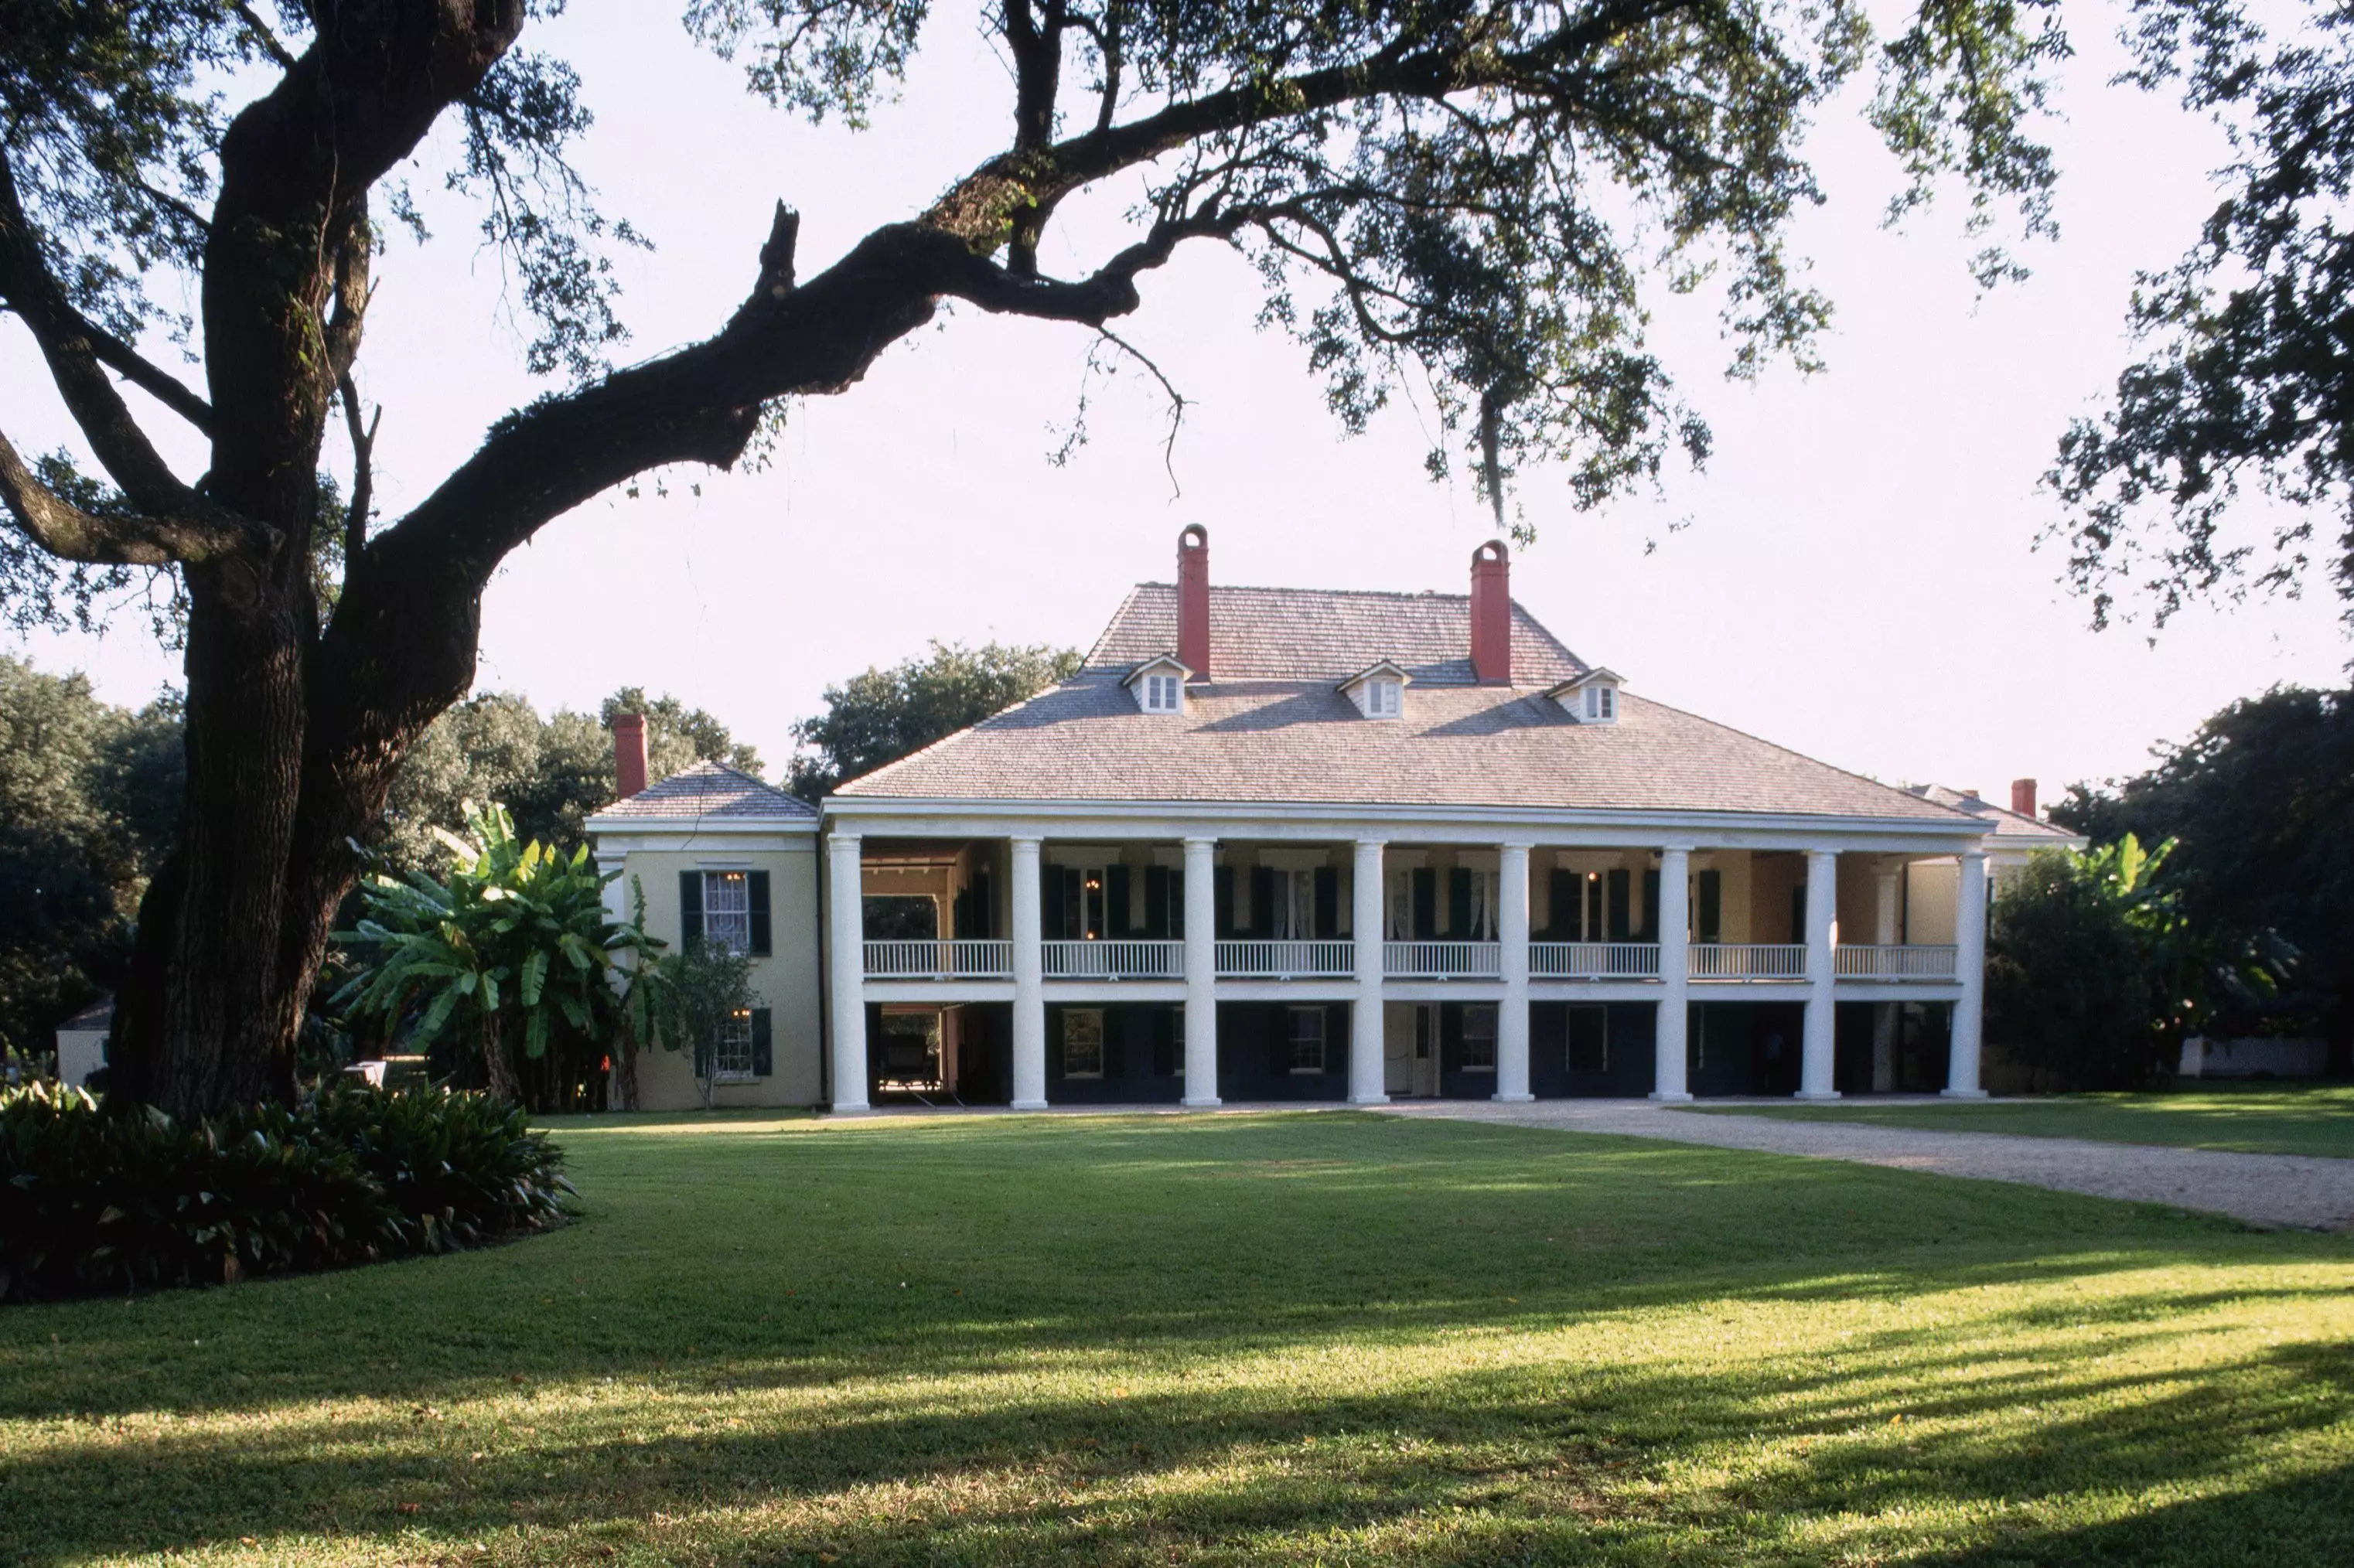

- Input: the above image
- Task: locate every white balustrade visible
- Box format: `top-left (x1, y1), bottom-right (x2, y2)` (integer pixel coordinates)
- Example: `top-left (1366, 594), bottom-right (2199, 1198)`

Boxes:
top-left (862, 939), bottom-right (1013, 979)
top-left (1384, 941), bottom-right (1504, 980)
top-left (1215, 939), bottom-right (1355, 978)
top-left (1042, 939), bottom-right (1186, 980)
top-left (1834, 944), bottom-right (1959, 980)
top-left (1529, 942), bottom-right (1661, 979)
top-left (1687, 943), bottom-right (1807, 980)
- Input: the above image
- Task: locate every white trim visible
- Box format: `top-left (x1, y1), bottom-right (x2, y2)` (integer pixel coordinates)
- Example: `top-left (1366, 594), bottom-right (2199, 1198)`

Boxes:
top-left (821, 796), bottom-right (1994, 853)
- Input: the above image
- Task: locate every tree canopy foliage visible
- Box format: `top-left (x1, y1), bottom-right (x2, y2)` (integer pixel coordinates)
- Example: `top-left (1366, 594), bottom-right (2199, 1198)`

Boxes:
top-left (0, 656), bottom-right (179, 1060)
top-left (384, 685), bottom-right (759, 876)
top-left (2051, 0), bottom-right (2354, 631)
top-left (790, 639), bottom-right (1080, 798)
top-left (2052, 683), bottom-right (2354, 1062)
top-left (0, 0), bottom-right (2070, 1116)
top-left (1985, 833), bottom-right (2289, 1090)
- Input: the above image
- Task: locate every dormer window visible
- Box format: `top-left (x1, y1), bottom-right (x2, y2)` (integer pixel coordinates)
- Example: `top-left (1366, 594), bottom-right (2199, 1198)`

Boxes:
top-left (1124, 654), bottom-right (1192, 714)
top-left (1339, 660), bottom-right (1412, 719)
top-left (1547, 667), bottom-right (1625, 725)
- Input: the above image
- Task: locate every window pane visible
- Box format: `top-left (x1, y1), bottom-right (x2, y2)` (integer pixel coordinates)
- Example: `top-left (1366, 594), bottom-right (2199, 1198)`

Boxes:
top-left (1462, 1004), bottom-right (1498, 1069)
top-left (703, 871), bottom-right (752, 953)
top-left (1288, 1007), bottom-right (1325, 1072)
top-left (1064, 1010), bottom-right (1105, 1077)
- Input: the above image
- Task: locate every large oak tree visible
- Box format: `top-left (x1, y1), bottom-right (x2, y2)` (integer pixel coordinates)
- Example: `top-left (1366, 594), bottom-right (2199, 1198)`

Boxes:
top-left (1, 0), bottom-right (2060, 1116)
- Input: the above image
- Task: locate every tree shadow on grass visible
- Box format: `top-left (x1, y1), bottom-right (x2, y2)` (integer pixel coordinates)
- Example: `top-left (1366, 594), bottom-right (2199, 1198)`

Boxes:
top-left (3, 1328), bottom-right (2349, 1565)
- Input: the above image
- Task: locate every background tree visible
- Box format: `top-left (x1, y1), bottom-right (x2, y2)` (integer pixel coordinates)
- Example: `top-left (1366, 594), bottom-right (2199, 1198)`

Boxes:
top-left (2052, 684), bottom-right (2354, 1069)
top-left (790, 640), bottom-right (1080, 799)
top-left (0, 0), bottom-right (2067, 1114)
top-left (2051, 0), bottom-right (2354, 631)
top-left (0, 656), bottom-right (180, 1061)
top-left (1984, 835), bottom-right (2285, 1090)
top-left (383, 687), bottom-right (759, 876)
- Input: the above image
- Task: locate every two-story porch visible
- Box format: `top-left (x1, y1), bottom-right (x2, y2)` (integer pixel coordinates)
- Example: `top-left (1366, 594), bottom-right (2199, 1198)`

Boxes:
top-left (825, 816), bottom-right (1993, 1110)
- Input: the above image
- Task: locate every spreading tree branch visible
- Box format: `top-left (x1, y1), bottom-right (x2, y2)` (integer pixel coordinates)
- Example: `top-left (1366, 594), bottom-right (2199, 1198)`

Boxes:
top-left (339, 371), bottom-right (381, 568)
top-left (0, 427), bottom-right (265, 565)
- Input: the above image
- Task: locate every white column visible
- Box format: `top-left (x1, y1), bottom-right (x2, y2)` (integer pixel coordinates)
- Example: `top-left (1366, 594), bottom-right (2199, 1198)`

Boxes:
top-left (1009, 836), bottom-right (1049, 1110)
top-left (826, 833), bottom-right (869, 1112)
top-left (1652, 846), bottom-right (1692, 1102)
top-left (1872, 864), bottom-right (1902, 1091)
top-left (1182, 837), bottom-right (1221, 1106)
top-left (1495, 843), bottom-right (1534, 1102)
top-left (1349, 839), bottom-right (1388, 1104)
top-left (1797, 847), bottom-right (1841, 1099)
top-left (1945, 847), bottom-right (1991, 1098)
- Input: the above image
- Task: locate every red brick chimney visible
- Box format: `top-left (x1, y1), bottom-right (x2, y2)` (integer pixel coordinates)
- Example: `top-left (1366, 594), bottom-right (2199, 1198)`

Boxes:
top-left (1470, 540), bottom-right (1512, 684)
top-left (2011, 778), bottom-right (2038, 819)
top-left (1177, 524), bottom-right (1211, 679)
top-left (613, 712), bottom-right (648, 799)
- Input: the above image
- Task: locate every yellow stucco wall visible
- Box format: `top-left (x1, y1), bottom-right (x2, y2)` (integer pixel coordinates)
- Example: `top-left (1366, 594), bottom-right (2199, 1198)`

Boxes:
top-left (614, 844), bottom-right (824, 1110)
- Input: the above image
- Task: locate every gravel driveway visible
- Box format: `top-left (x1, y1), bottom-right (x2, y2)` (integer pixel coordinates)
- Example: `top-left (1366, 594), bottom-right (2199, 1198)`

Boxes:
top-left (1375, 1099), bottom-right (2354, 1231)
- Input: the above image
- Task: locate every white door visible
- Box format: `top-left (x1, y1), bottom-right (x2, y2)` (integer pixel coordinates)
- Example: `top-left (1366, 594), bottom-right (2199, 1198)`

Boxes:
top-left (1413, 1005), bottom-right (1439, 1096)
top-left (1386, 1003), bottom-right (1441, 1096)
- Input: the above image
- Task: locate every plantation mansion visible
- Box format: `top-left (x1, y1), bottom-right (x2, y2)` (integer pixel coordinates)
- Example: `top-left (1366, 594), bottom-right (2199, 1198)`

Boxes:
top-left (588, 529), bottom-right (2072, 1113)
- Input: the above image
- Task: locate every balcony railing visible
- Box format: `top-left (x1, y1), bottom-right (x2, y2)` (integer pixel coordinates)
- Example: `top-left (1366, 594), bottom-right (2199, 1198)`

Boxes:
top-left (864, 939), bottom-right (1013, 980)
top-left (1386, 940), bottom-right (1503, 980)
top-left (1689, 943), bottom-right (1807, 980)
top-left (1835, 944), bottom-right (1959, 980)
top-left (1216, 939), bottom-right (1354, 978)
top-left (1042, 939), bottom-right (1186, 980)
top-left (1530, 941), bottom-right (1661, 980)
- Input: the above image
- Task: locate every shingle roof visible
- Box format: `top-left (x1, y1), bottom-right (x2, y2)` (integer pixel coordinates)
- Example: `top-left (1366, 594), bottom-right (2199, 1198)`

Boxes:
top-left (838, 677), bottom-right (1977, 822)
top-left (593, 759), bottom-right (815, 821)
top-left (1087, 584), bottom-right (1585, 686)
top-left (1905, 785), bottom-right (2083, 843)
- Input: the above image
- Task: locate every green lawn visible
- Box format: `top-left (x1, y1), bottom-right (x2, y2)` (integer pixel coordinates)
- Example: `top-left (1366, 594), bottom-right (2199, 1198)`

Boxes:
top-left (1690, 1083), bottom-right (2354, 1160)
top-left (5, 1111), bottom-right (2352, 1566)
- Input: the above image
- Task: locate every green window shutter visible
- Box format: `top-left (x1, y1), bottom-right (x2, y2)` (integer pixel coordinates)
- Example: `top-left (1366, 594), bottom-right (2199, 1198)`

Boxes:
top-left (1313, 868), bottom-right (1338, 939)
top-left (1143, 865), bottom-right (1170, 939)
top-left (1641, 870), bottom-right (1661, 943)
top-left (1791, 883), bottom-right (1806, 944)
top-left (1697, 870), bottom-right (1722, 944)
top-left (1107, 865), bottom-right (1132, 937)
top-left (1412, 868), bottom-right (1436, 939)
top-left (1548, 868), bottom-right (1576, 941)
top-left (1040, 861), bottom-right (1063, 940)
top-left (1607, 869), bottom-right (1632, 942)
top-left (751, 1008), bottom-right (773, 1075)
top-left (1250, 866), bottom-right (1275, 936)
top-left (747, 870), bottom-right (772, 956)
top-left (1213, 866), bottom-right (1234, 938)
top-left (678, 871), bottom-right (704, 949)
top-left (1448, 868), bottom-right (1472, 937)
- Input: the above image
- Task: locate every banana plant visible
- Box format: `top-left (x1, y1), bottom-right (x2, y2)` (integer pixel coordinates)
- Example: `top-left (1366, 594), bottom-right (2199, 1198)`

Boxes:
top-left (335, 804), bottom-right (665, 1105)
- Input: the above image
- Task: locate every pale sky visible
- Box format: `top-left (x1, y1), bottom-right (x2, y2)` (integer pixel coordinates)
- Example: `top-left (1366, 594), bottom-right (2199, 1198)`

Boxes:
top-left (5, 1), bottom-right (2347, 803)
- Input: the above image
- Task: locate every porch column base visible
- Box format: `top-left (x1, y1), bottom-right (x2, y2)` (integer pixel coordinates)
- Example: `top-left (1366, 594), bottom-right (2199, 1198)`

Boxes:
top-left (1012, 1099), bottom-right (1050, 1112)
top-left (1182, 1096), bottom-right (1223, 1110)
top-left (829, 1102), bottom-right (872, 1114)
top-left (1349, 1092), bottom-right (1390, 1106)
top-left (1491, 1092), bottom-right (1536, 1104)
top-left (1793, 1089), bottom-right (1842, 1102)
top-left (1649, 1090), bottom-right (1694, 1104)
top-left (1939, 1087), bottom-right (1991, 1100)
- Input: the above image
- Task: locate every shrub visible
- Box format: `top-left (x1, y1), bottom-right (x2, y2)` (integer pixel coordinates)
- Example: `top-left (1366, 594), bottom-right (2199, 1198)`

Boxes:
top-left (0, 1082), bottom-right (571, 1302)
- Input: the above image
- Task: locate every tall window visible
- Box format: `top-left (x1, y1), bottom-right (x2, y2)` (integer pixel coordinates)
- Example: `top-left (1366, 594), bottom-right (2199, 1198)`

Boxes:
top-left (713, 1007), bottom-right (756, 1080)
top-left (703, 871), bottom-right (752, 953)
top-left (1063, 1009), bottom-right (1105, 1078)
top-left (1272, 868), bottom-right (1316, 939)
top-left (1463, 870), bottom-right (1500, 940)
top-left (1288, 1007), bottom-right (1326, 1072)
top-left (1461, 1004), bottom-right (1498, 1071)
top-left (1387, 868), bottom-right (1414, 939)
